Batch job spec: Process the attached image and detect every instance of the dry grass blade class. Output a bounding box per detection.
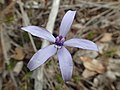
[0,25,18,88]
[17,0,37,52]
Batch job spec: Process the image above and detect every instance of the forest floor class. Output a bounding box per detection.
[0,0,120,90]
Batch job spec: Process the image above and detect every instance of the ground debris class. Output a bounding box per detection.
[0,0,120,89]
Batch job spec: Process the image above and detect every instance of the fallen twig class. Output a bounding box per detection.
[17,0,37,52]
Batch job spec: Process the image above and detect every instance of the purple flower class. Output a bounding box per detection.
[21,10,98,81]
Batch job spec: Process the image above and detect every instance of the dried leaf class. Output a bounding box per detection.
[100,33,112,42]
[82,69,97,78]
[12,47,25,60]
[80,57,105,73]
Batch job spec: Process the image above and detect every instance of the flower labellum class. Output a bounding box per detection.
[21,10,98,81]
[55,36,65,48]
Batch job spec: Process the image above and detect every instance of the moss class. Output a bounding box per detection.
[104,48,117,57]
[86,31,96,40]
[5,15,14,23]
[22,72,32,81]
[6,59,16,71]
[56,74,64,84]
[6,64,13,71]
[73,75,81,83]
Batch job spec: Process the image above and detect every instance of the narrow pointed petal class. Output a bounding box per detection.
[21,26,55,42]
[27,45,57,71]
[59,10,76,37]
[64,38,98,51]
[57,47,73,81]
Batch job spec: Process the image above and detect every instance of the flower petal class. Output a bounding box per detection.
[59,10,76,37]
[27,45,57,71]
[21,26,55,42]
[64,38,98,51]
[57,47,73,81]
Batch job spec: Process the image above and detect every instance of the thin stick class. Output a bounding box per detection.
[0,25,18,88]
[33,0,60,90]
[17,0,37,52]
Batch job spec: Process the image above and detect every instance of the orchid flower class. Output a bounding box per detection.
[21,10,98,81]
